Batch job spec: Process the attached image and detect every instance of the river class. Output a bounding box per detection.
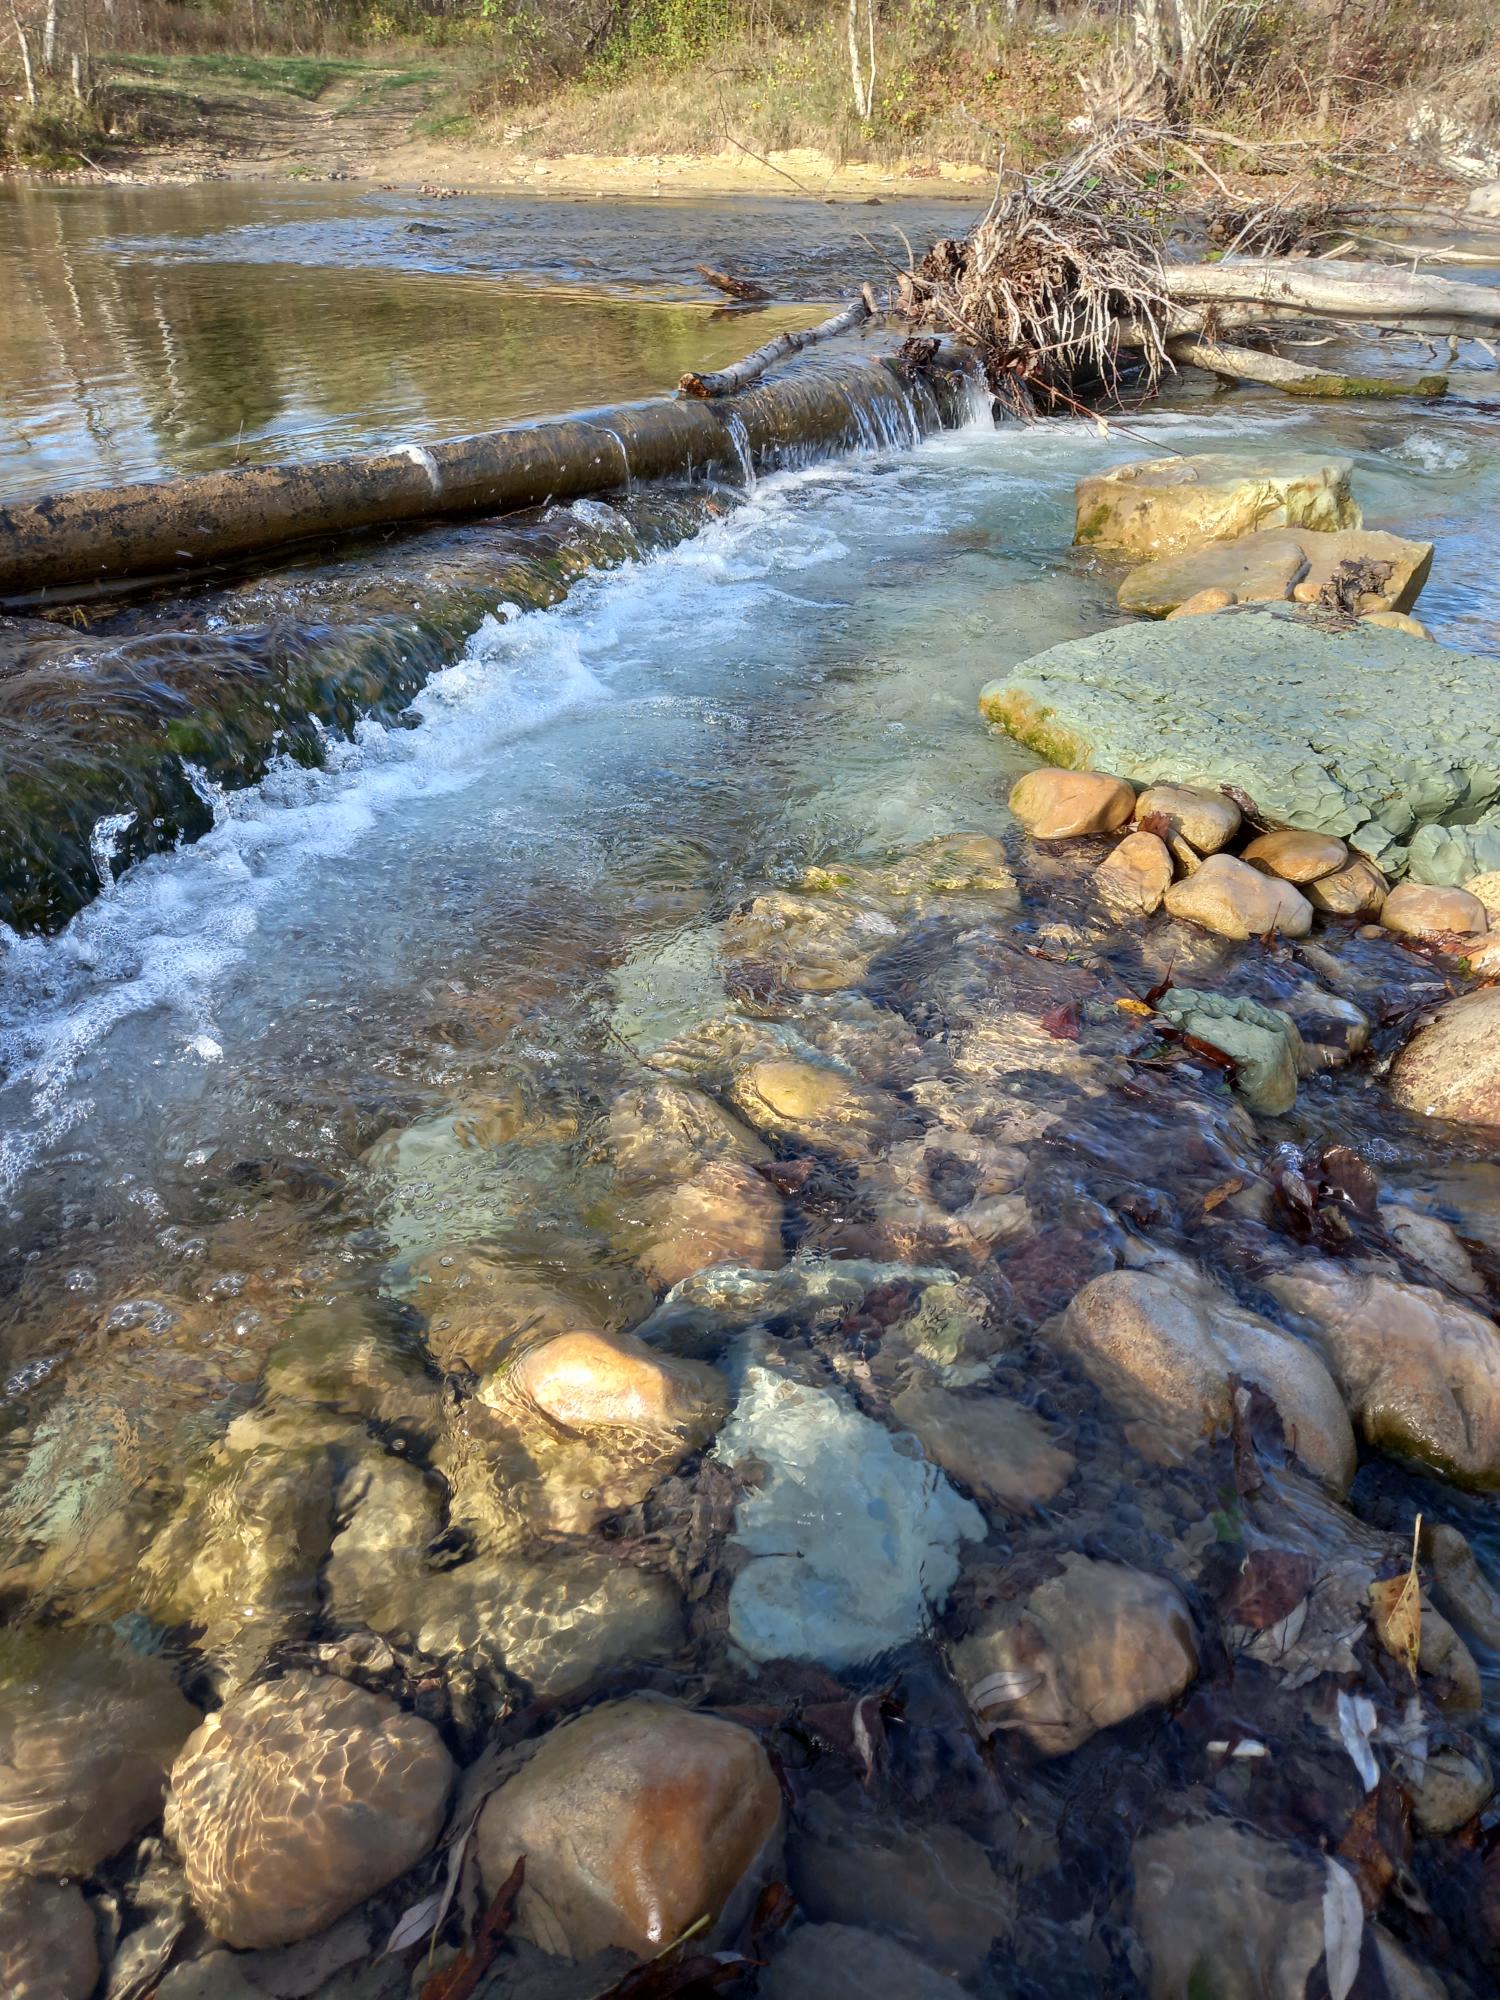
[3,181,1500,1997]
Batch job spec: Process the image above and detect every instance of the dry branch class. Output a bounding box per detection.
[696,264,772,303]
[678,296,871,398]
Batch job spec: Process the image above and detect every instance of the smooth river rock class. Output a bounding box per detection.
[1163,853,1313,940]
[476,1699,782,1960]
[1074,452,1359,557]
[1266,1258,1500,1486]
[1134,782,1241,854]
[1305,853,1389,917]
[166,1672,453,1949]
[890,1377,1074,1512]
[0,1628,199,1878]
[762,1923,970,2000]
[1007,767,1135,839]
[1051,1263,1355,1491]
[1133,1819,1332,2000]
[1391,985,1500,1129]
[1094,829,1174,913]
[951,1552,1198,1756]
[0,1878,100,2000]
[1381,881,1489,938]
[1241,828,1348,883]
[978,609,1500,886]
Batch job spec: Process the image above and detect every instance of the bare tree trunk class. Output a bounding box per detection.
[680,295,872,397]
[1166,334,1449,398]
[10,3,37,104]
[1162,256,1500,334]
[847,0,875,120]
[42,0,58,73]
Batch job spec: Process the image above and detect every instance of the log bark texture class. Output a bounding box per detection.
[0,349,967,601]
[679,297,871,397]
[1167,334,1449,399]
[1162,257,1500,334]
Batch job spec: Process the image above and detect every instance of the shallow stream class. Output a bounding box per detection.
[3,183,1500,1998]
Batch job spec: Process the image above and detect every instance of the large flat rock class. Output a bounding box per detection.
[1074,452,1359,558]
[979,607,1500,883]
[1117,527,1433,618]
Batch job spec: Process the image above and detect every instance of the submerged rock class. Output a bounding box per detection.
[951,1552,1198,1756]
[166,1671,453,1950]
[788,1790,1012,1975]
[761,1923,970,2000]
[457,1326,728,1539]
[1155,987,1303,1115]
[715,1357,984,1667]
[1266,1258,1500,1486]
[1163,854,1313,941]
[1007,768,1135,839]
[0,1878,99,2000]
[476,1699,781,1960]
[1132,1818,1334,2000]
[1393,987,1500,1131]
[1074,452,1358,558]
[1051,1264,1355,1491]
[890,1377,1074,1513]
[726,1056,899,1160]
[608,1080,783,1285]
[979,610,1500,885]
[0,1628,198,1878]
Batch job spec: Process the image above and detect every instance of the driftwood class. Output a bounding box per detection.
[0,348,972,601]
[1161,257,1500,336]
[1166,334,1450,400]
[678,296,871,398]
[696,264,772,303]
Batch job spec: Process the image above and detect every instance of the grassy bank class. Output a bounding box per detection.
[3,0,1496,180]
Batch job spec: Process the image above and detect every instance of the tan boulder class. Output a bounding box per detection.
[951,1552,1197,1756]
[1050,1264,1355,1491]
[1381,882,1488,938]
[1074,452,1358,559]
[1120,528,1309,616]
[1463,933,1500,975]
[1166,586,1236,619]
[1007,768,1134,840]
[1095,830,1174,914]
[1266,1258,1500,1486]
[609,1079,769,1187]
[166,1673,452,1949]
[1300,528,1434,611]
[891,1378,1074,1512]
[1163,853,1314,939]
[1241,828,1347,883]
[1134,783,1241,854]
[0,1879,99,2000]
[1464,871,1500,921]
[1304,853,1389,918]
[1391,984,1500,1129]
[0,1630,198,1879]
[476,1699,781,1960]
[1363,610,1433,639]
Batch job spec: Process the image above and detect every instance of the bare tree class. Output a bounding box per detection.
[847,0,876,120]
[1132,0,1265,110]
[9,0,38,106]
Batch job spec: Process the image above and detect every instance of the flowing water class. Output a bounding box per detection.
[4,183,1500,1996]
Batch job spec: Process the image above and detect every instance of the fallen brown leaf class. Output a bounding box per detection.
[1041,1001,1081,1041]
[1369,1516,1423,1684]
[1202,1176,1245,1213]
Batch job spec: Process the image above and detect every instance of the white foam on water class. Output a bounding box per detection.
[0,396,1300,1203]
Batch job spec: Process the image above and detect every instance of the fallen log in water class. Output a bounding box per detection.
[678,296,871,397]
[1165,334,1450,400]
[1160,257,1500,336]
[0,347,969,603]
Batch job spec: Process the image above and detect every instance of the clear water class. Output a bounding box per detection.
[3,186,1500,1997]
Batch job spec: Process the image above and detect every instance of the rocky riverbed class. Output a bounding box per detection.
[4,425,1500,1998]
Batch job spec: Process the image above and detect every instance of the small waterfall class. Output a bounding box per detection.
[717,409,757,490]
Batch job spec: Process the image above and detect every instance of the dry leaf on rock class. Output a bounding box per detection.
[1369,1518,1424,1684]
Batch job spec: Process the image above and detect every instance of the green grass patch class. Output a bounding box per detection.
[113,52,369,99]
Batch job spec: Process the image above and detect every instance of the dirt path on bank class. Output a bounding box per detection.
[92,54,991,199]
